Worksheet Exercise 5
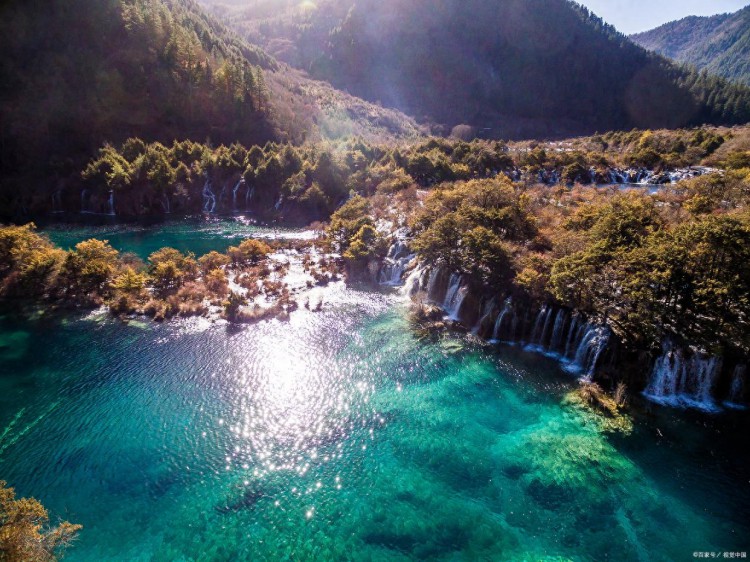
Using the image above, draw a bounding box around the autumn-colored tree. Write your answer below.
[0,480,81,561]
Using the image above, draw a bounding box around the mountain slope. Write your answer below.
[0,0,420,203]
[0,0,277,172]
[200,0,750,138]
[631,6,750,86]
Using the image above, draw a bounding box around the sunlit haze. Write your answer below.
[577,0,749,34]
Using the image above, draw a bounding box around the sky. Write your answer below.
[576,0,749,34]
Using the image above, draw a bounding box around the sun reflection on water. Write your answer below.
[218,300,384,483]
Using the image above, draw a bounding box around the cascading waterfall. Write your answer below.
[426,267,445,301]
[548,309,568,352]
[413,278,611,378]
[446,286,468,321]
[202,180,217,213]
[402,266,428,297]
[644,343,722,411]
[162,194,171,214]
[525,306,551,351]
[379,241,415,286]
[473,300,496,335]
[564,315,581,359]
[232,179,244,211]
[491,298,513,341]
[107,191,115,215]
[408,266,741,406]
[442,274,461,309]
[245,185,254,210]
[442,274,467,321]
[562,324,610,379]
[726,365,746,407]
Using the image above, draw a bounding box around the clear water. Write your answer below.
[42,217,315,259]
[1,223,748,561]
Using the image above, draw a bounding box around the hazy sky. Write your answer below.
[576,0,749,34]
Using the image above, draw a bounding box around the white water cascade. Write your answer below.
[564,315,581,358]
[232,179,244,211]
[411,268,615,378]
[644,343,722,411]
[525,306,553,352]
[402,266,429,297]
[219,183,228,210]
[491,298,514,342]
[474,300,496,335]
[442,274,467,321]
[107,191,115,215]
[561,323,610,379]
[548,309,568,351]
[379,241,416,286]
[202,180,217,213]
[162,194,171,214]
[426,266,445,301]
[245,185,254,210]
[725,365,746,408]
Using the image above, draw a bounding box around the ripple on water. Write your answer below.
[0,295,748,561]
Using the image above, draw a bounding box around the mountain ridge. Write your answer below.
[199,0,750,138]
[631,5,750,86]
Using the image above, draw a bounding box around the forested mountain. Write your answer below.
[631,6,750,86]
[0,0,420,212]
[200,0,750,138]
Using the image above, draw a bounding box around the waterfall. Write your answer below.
[379,241,415,286]
[218,183,229,211]
[245,184,254,210]
[446,286,468,321]
[274,194,283,211]
[232,179,244,211]
[427,267,444,304]
[564,315,580,358]
[442,274,466,321]
[107,191,115,215]
[526,306,551,350]
[442,274,462,309]
[548,309,567,352]
[491,298,513,341]
[539,307,555,348]
[725,365,746,408]
[202,179,217,213]
[402,266,428,297]
[562,323,610,379]
[473,299,495,335]
[162,194,171,214]
[643,343,722,411]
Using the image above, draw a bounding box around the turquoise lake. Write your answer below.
[1,220,748,561]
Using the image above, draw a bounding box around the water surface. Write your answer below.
[1,222,748,561]
[43,217,315,259]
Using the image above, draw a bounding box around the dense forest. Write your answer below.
[8,124,744,220]
[0,0,420,217]
[632,6,750,87]
[200,0,750,137]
